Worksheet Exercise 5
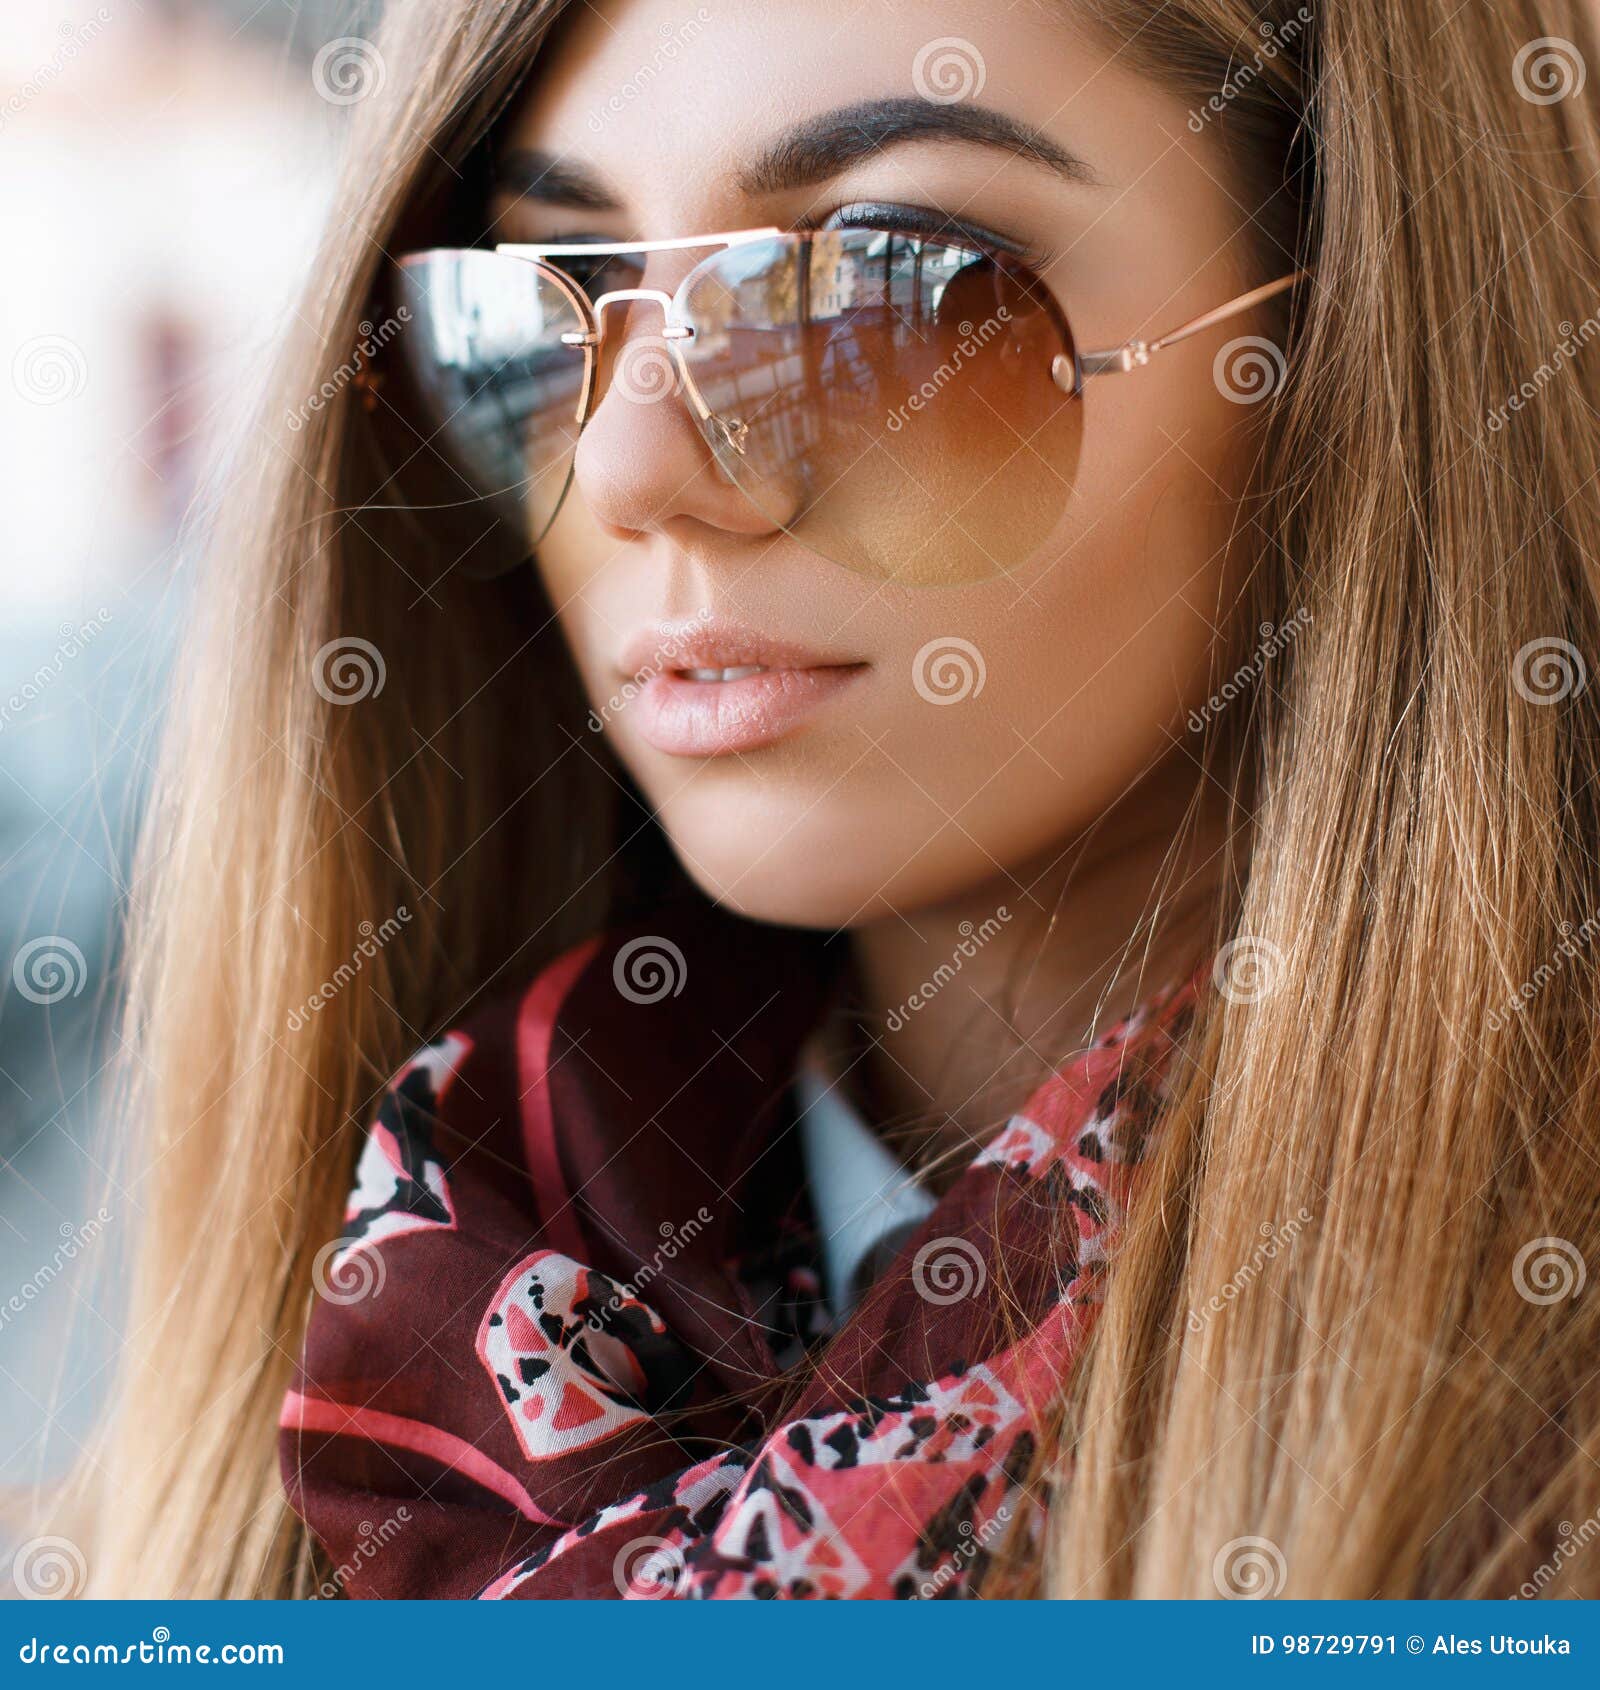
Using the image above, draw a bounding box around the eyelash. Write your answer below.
[813,202,1052,271]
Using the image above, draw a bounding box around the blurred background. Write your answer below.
[0,0,381,1508]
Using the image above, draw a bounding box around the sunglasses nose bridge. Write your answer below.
[582,287,694,344]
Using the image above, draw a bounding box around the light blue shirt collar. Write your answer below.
[795,1049,938,1319]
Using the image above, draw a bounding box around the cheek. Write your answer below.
[526,355,1248,928]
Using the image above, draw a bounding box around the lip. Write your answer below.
[619,621,868,756]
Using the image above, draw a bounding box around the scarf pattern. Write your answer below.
[281,911,1197,1599]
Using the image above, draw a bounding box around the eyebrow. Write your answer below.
[495,95,1100,210]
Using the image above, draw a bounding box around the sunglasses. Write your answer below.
[390,226,1303,587]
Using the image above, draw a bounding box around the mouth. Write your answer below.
[619,623,868,757]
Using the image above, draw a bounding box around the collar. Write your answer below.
[794,1045,938,1320]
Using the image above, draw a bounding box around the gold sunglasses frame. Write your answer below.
[490,224,1307,442]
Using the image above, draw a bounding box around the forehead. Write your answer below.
[502,0,1189,210]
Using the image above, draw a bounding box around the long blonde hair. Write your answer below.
[86,0,1600,1598]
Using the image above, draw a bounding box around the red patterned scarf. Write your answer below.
[281,907,1198,1599]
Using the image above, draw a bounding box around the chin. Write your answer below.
[648,792,1007,932]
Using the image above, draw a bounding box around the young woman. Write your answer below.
[85,0,1600,1598]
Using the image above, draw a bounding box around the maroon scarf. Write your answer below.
[281,908,1198,1599]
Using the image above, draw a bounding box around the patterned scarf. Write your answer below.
[281,907,1199,1599]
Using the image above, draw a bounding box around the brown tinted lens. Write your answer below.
[676,229,1081,585]
[392,250,591,553]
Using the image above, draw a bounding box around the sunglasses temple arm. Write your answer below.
[1073,270,1308,382]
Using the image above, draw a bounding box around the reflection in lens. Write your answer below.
[393,250,590,548]
[676,230,1082,585]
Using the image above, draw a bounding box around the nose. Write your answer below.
[569,289,794,544]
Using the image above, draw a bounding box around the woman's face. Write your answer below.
[503,0,1269,928]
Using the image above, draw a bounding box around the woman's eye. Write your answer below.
[557,251,643,302]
